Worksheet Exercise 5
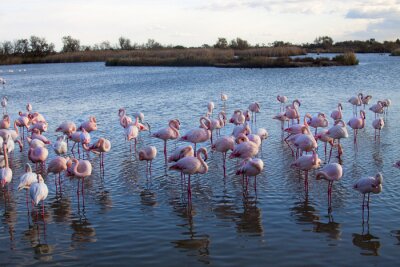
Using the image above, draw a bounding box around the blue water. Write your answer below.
[0,53,399,266]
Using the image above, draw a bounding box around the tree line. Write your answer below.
[1,35,400,57]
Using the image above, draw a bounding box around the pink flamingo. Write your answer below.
[273,112,289,130]
[315,129,335,159]
[28,145,49,173]
[18,163,38,210]
[56,121,77,137]
[125,124,139,153]
[169,147,208,200]
[212,136,235,176]
[372,118,384,141]
[207,111,226,138]
[292,127,318,157]
[381,98,391,114]
[316,163,343,211]
[29,112,46,125]
[248,102,260,123]
[139,146,157,175]
[67,158,92,207]
[348,93,363,114]
[306,113,329,135]
[26,103,32,113]
[1,96,7,115]
[284,116,308,155]
[369,101,384,118]
[232,123,251,138]
[284,99,301,125]
[152,119,180,163]
[79,116,97,132]
[90,138,111,169]
[229,134,259,160]
[353,173,383,219]
[118,108,133,128]
[48,156,69,193]
[29,128,51,144]
[69,131,82,154]
[277,95,288,111]
[29,174,48,217]
[236,158,264,191]
[229,110,246,125]
[80,129,91,153]
[0,140,12,200]
[327,120,349,162]
[291,150,321,194]
[168,145,194,163]
[347,110,366,149]
[361,94,372,109]
[0,115,10,129]
[330,103,343,121]
[53,136,68,155]
[15,111,31,139]
[29,121,48,133]
[181,117,211,155]
[207,101,215,117]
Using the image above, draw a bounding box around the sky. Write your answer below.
[1,0,399,49]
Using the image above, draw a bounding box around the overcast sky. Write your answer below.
[1,0,399,49]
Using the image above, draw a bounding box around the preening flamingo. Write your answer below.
[330,103,343,121]
[169,147,208,200]
[229,134,259,160]
[29,174,48,217]
[284,99,301,125]
[56,121,77,137]
[79,116,97,132]
[361,94,372,109]
[381,98,391,114]
[168,145,194,163]
[181,117,211,155]
[30,128,51,144]
[229,110,246,125]
[353,173,383,218]
[139,146,157,175]
[316,163,343,211]
[29,121,48,133]
[53,136,68,155]
[152,119,180,163]
[306,113,329,135]
[232,123,251,138]
[291,150,321,194]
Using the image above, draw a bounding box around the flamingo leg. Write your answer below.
[163,140,167,164]
[304,170,309,195]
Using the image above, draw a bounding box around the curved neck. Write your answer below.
[3,143,8,168]
[199,117,210,129]
[168,121,179,136]
[196,149,208,174]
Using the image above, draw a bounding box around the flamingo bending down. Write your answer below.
[347,110,366,148]
[168,145,194,163]
[30,128,51,144]
[353,173,383,217]
[169,147,208,200]
[67,158,93,207]
[48,156,69,192]
[316,163,343,211]
[291,150,321,194]
[372,118,384,141]
[236,158,264,191]
[212,136,235,176]
[248,102,260,123]
[29,174,48,217]
[181,117,211,155]
[330,103,343,121]
[90,138,111,169]
[327,120,349,162]
[152,119,180,163]
[139,146,157,175]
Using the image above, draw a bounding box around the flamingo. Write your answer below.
[0,139,12,199]
[53,136,68,155]
[180,117,211,155]
[29,128,51,144]
[139,146,157,175]
[372,118,384,141]
[248,102,260,123]
[133,111,145,123]
[0,129,23,152]
[221,93,228,102]
[56,121,77,137]
[229,110,246,125]
[28,145,49,173]
[207,101,215,117]
[229,134,259,160]
[118,108,133,129]
[169,147,208,199]
[291,150,321,193]
[353,173,383,218]
[330,103,343,121]
[348,93,363,114]
[26,103,32,113]
[277,95,288,111]
[152,119,180,163]
[79,116,97,132]
[315,129,335,159]
[29,174,48,217]
[292,127,318,157]
[69,131,82,154]
[80,129,91,153]
[207,111,226,138]
[66,158,92,207]
[48,156,69,192]
[29,112,47,125]
[327,120,349,162]
[369,101,384,118]
[236,158,264,191]
[284,99,301,125]
[168,145,194,163]
[257,128,269,147]
[381,98,391,114]
[273,112,289,130]
[29,121,48,133]
[89,137,111,169]
[212,136,235,176]
[306,113,329,135]
[1,96,8,115]
[15,111,31,139]
[0,114,11,129]
[347,110,366,148]
[361,94,372,109]
[232,122,251,138]
[18,163,38,209]
[316,163,343,211]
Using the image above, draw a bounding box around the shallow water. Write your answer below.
[0,54,399,266]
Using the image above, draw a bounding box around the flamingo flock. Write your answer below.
[0,88,395,227]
